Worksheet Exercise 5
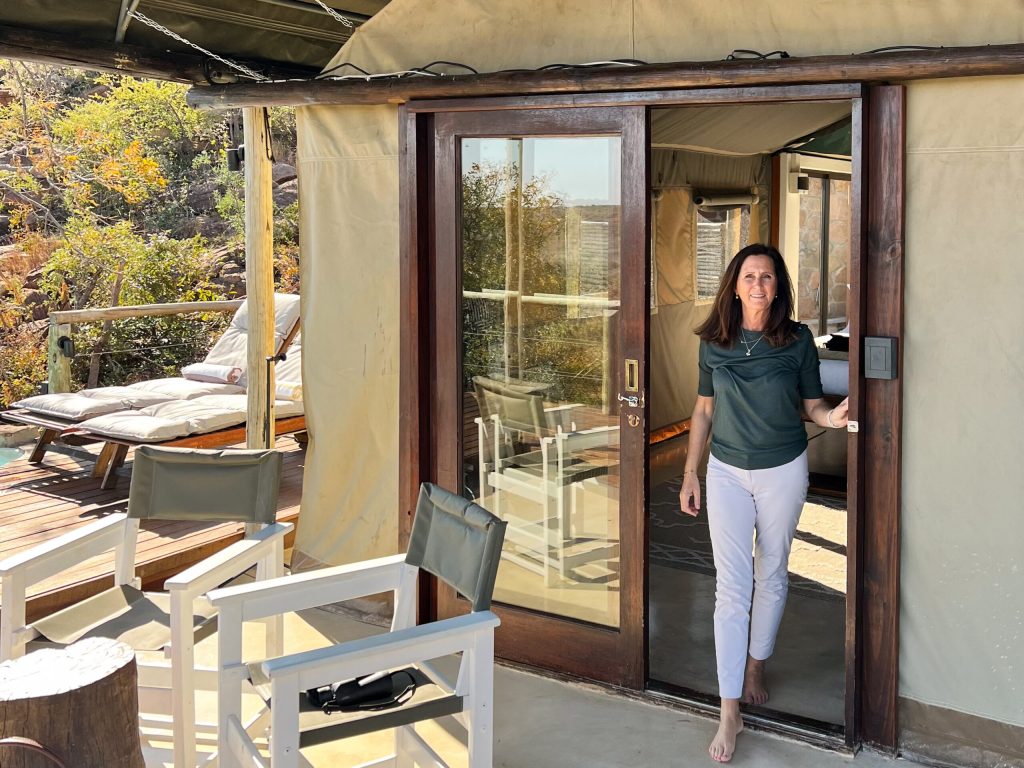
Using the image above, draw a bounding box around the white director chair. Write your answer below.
[208,482,507,768]
[0,445,292,768]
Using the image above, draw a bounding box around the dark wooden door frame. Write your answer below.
[417,106,650,688]
[399,82,904,750]
[856,84,905,750]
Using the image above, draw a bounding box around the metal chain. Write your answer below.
[127,10,268,81]
[309,0,355,28]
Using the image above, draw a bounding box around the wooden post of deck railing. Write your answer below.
[243,106,275,453]
[46,319,72,394]
[44,301,246,397]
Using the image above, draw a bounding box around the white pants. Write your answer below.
[706,450,808,699]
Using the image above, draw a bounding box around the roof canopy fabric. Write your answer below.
[651,101,851,155]
[0,0,387,79]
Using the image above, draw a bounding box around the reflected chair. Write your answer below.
[471,375,577,496]
[208,482,506,768]
[472,376,617,584]
[0,445,292,768]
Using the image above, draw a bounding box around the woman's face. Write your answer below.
[734,253,777,314]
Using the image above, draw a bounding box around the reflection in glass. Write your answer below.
[460,136,621,628]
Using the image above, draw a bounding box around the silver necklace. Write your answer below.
[739,329,765,356]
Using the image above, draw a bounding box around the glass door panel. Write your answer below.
[460,135,622,628]
[432,107,647,687]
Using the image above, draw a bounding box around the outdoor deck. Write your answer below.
[0,435,304,623]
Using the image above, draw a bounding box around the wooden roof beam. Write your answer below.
[0,23,318,84]
[186,43,1024,109]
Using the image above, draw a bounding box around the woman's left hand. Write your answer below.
[829,397,849,428]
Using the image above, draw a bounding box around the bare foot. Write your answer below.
[708,701,743,762]
[742,655,769,706]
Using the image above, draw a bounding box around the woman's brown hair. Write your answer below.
[694,243,799,348]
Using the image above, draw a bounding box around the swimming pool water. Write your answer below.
[0,447,21,467]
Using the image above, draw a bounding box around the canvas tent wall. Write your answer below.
[292,1,1024,764]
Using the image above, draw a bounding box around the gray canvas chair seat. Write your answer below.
[29,584,218,651]
[208,482,507,768]
[0,445,293,768]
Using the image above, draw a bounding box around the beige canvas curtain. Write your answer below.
[291,105,401,570]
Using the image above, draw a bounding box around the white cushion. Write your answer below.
[274,334,302,382]
[191,394,304,418]
[203,325,248,368]
[204,293,300,371]
[275,381,302,401]
[76,399,245,442]
[181,362,241,384]
[126,377,244,399]
[231,292,301,346]
[77,411,190,442]
[13,389,174,421]
[184,407,246,434]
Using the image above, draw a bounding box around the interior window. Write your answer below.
[797,174,851,336]
[695,205,750,303]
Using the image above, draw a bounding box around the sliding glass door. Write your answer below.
[430,107,648,685]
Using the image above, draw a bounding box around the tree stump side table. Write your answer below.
[0,637,145,768]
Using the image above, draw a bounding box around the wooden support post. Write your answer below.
[28,429,57,464]
[90,442,118,479]
[243,106,276,451]
[0,637,145,768]
[100,444,130,490]
[46,321,72,394]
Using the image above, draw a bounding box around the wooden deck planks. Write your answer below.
[0,436,305,622]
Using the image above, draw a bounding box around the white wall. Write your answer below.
[901,76,1024,726]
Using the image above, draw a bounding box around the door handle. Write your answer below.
[624,358,639,392]
[617,393,639,408]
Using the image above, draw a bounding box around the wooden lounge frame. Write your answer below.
[2,410,306,490]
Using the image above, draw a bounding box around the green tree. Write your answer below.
[0,61,300,406]
[460,160,611,407]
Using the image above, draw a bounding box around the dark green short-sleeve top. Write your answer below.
[698,323,824,470]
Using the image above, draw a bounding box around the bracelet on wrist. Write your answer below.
[826,408,836,428]
[683,468,697,475]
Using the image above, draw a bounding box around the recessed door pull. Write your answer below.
[624,358,639,392]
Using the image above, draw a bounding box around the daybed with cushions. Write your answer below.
[0,294,303,486]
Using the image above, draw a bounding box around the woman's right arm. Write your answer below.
[679,394,714,516]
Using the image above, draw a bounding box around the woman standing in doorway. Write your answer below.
[679,243,849,763]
